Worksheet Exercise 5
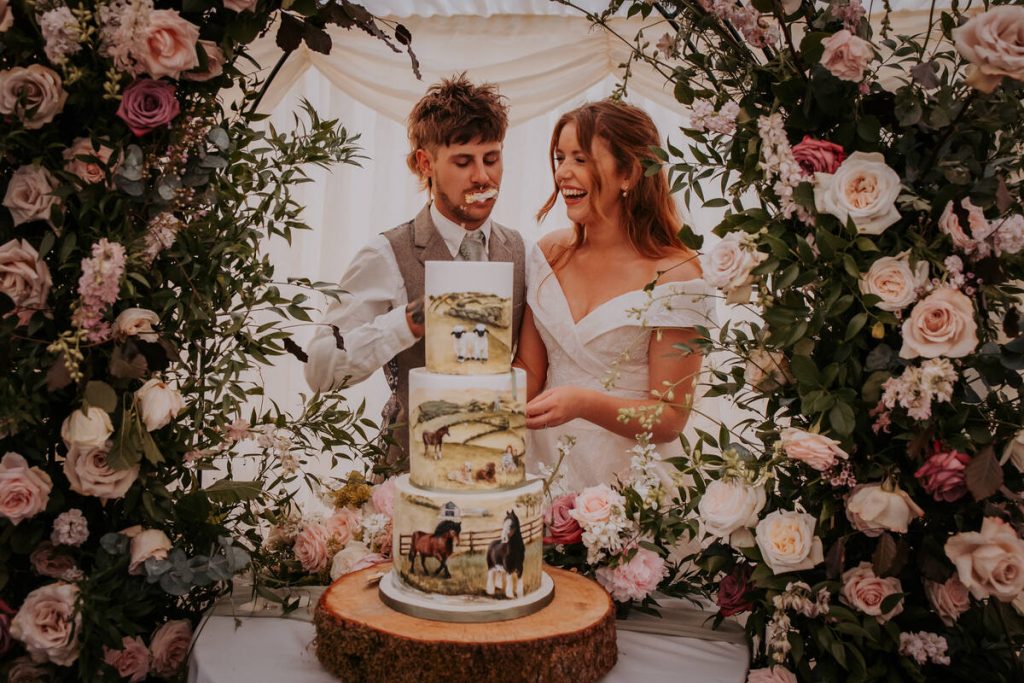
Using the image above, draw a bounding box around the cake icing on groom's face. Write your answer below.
[416,137,503,230]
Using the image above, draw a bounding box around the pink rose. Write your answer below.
[595,547,667,602]
[3,164,59,227]
[29,542,78,580]
[945,517,1024,602]
[544,493,583,545]
[184,40,225,82]
[293,522,330,573]
[149,619,192,678]
[0,0,12,32]
[103,636,150,683]
[716,563,754,617]
[371,477,397,517]
[570,484,625,528]
[791,136,845,175]
[129,529,173,574]
[9,582,81,666]
[62,138,116,185]
[116,79,181,137]
[7,656,53,682]
[748,667,798,683]
[0,452,52,525]
[135,378,186,431]
[820,29,875,82]
[63,441,140,501]
[701,232,768,302]
[779,428,849,471]
[0,65,68,129]
[840,561,904,622]
[0,597,16,657]
[924,576,971,627]
[939,198,992,254]
[953,6,1024,93]
[899,287,978,360]
[324,508,360,546]
[0,239,52,326]
[915,446,970,502]
[131,9,200,80]
[846,483,923,536]
[224,0,258,12]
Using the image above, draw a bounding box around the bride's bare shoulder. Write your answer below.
[537,229,575,263]
[656,247,703,283]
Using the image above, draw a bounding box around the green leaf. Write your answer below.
[204,480,264,504]
[140,429,165,466]
[829,401,855,436]
[85,381,119,413]
[790,355,821,386]
[845,313,868,341]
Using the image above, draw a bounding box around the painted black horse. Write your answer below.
[485,510,525,599]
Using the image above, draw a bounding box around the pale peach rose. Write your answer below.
[1001,429,1024,473]
[820,29,875,82]
[569,484,625,528]
[0,238,52,327]
[748,666,798,683]
[112,308,160,342]
[149,619,192,678]
[3,164,59,227]
[953,6,1024,93]
[223,0,258,12]
[183,40,225,81]
[129,529,173,574]
[924,576,971,626]
[697,479,766,540]
[779,428,849,471]
[846,483,923,536]
[859,251,929,312]
[755,510,824,574]
[131,9,200,80]
[9,582,80,666]
[814,152,901,235]
[0,0,12,32]
[701,232,768,301]
[938,198,992,252]
[135,378,186,431]
[899,287,978,359]
[63,442,139,501]
[62,138,116,185]
[103,636,150,683]
[945,517,1024,602]
[324,508,360,547]
[293,522,330,573]
[61,406,114,451]
[744,348,794,392]
[0,452,52,525]
[0,65,68,129]
[840,561,904,622]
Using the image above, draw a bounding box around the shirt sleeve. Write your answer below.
[304,236,418,392]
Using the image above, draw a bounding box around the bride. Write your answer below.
[514,100,716,490]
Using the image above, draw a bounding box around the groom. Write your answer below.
[304,74,526,471]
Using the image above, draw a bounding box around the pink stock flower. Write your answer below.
[51,509,89,547]
[595,547,667,602]
[103,636,150,682]
[544,493,584,545]
[73,239,126,343]
[116,78,181,137]
[915,446,971,502]
[791,136,846,175]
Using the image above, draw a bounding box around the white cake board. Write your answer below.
[379,570,555,623]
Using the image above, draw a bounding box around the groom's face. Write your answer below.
[417,138,503,230]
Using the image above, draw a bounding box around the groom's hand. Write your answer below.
[525,387,584,429]
[405,298,425,338]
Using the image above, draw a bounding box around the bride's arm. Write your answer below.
[512,306,548,401]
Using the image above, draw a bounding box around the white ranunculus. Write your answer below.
[135,378,185,432]
[859,251,929,312]
[755,510,824,574]
[697,479,766,540]
[60,406,113,450]
[814,151,901,235]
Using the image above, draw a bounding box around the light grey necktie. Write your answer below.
[457,230,487,261]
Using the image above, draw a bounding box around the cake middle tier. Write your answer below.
[409,367,527,491]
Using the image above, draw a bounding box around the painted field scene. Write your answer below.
[424,291,512,374]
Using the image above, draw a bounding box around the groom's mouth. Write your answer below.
[464,188,498,205]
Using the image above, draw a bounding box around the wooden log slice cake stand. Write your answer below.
[314,564,617,683]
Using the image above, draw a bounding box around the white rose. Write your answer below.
[135,378,185,432]
[697,479,766,540]
[0,65,68,129]
[899,287,978,360]
[3,164,59,227]
[945,517,1024,602]
[846,483,924,536]
[779,428,849,471]
[60,406,114,451]
[113,308,160,342]
[755,510,824,574]
[1002,430,1024,473]
[701,232,768,301]
[859,251,929,312]
[814,151,901,235]
[9,582,81,666]
[129,529,173,574]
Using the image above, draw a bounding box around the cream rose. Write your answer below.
[819,29,875,82]
[9,583,80,666]
[698,479,766,540]
[859,251,928,312]
[899,287,978,360]
[135,378,186,431]
[945,517,1024,602]
[924,576,971,627]
[814,152,901,235]
[953,6,1024,94]
[701,232,768,302]
[113,308,160,342]
[60,406,114,451]
[129,529,173,574]
[840,562,904,623]
[150,619,192,678]
[0,65,68,129]
[0,238,53,327]
[846,483,923,536]
[63,442,139,501]
[755,510,824,574]
[62,138,115,185]
[779,428,849,471]
[0,452,52,525]
[131,9,200,80]
[3,164,59,227]
[745,348,794,392]
[570,484,625,528]
[1002,429,1024,473]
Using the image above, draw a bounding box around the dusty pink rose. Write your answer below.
[791,136,845,175]
[0,597,16,657]
[925,575,971,626]
[103,636,150,682]
[116,78,181,137]
[370,477,397,517]
[112,307,159,341]
[3,164,59,227]
[0,239,52,326]
[945,517,1024,602]
[63,441,140,501]
[0,65,68,129]
[62,138,116,185]
[9,582,80,666]
[293,522,330,573]
[135,378,186,431]
[0,0,12,32]
[29,542,78,580]
[779,428,849,471]
[0,452,52,525]
[939,198,992,252]
[324,508,360,546]
[595,547,667,602]
[841,561,904,622]
[131,9,200,79]
[820,29,875,82]
[846,483,923,536]
[716,563,754,617]
[748,667,798,683]
[570,484,625,528]
[224,0,258,12]
[899,287,978,360]
[953,6,1024,93]
[915,447,970,502]
[544,493,584,545]
[184,40,225,81]
[129,529,173,574]
[149,619,192,678]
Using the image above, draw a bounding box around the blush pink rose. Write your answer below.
[544,493,584,545]
[62,138,116,185]
[63,441,140,501]
[595,547,667,602]
[116,79,181,137]
[779,428,849,471]
[29,542,78,580]
[184,40,225,82]
[899,287,978,360]
[9,582,81,666]
[0,65,68,129]
[370,477,397,517]
[791,136,845,175]
[131,9,200,79]
[103,636,150,683]
[945,517,1024,602]
[859,251,929,312]
[3,164,59,227]
[149,619,192,678]
[953,6,1024,93]
[813,151,901,235]
[820,29,875,82]
[701,232,768,300]
[0,452,52,525]
[924,575,971,627]
[129,529,173,574]
[915,447,970,502]
[846,483,923,536]
[748,667,798,683]
[569,484,625,528]
[324,508,360,546]
[840,561,904,622]
[0,239,52,327]
[293,522,330,573]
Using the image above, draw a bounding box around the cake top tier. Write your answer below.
[424,261,514,375]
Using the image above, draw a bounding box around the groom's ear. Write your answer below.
[415,148,434,179]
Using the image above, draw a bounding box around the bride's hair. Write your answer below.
[537,100,687,264]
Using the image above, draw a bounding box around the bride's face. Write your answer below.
[554,122,629,229]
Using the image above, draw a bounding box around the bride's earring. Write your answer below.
[621,186,629,198]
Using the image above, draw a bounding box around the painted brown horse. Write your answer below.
[408,521,461,577]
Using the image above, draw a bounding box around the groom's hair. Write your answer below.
[406,74,509,189]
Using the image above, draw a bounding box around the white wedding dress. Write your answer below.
[525,244,718,491]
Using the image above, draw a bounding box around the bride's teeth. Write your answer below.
[562,188,586,198]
